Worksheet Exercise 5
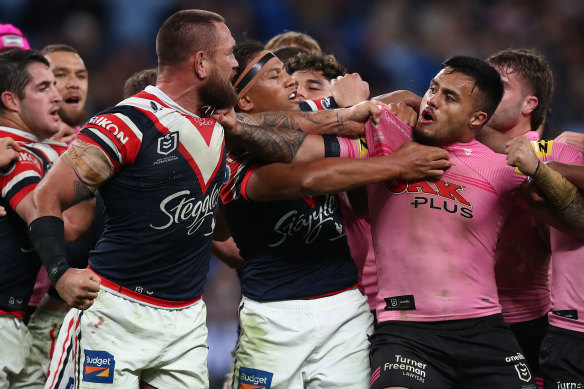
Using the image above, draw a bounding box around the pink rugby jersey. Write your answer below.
[337,136,378,310]
[364,109,528,322]
[495,131,551,324]
[546,144,584,333]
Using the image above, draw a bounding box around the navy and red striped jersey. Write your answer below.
[79,86,226,303]
[0,127,67,316]
[221,151,358,301]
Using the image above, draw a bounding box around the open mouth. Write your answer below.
[288,91,298,101]
[64,95,81,105]
[419,108,435,124]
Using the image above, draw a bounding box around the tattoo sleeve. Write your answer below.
[227,113,308,163]
[226,110,350,163]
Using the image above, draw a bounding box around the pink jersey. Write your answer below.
[495,131,550,324]
[337,135,378,310]
[546,145,584,332]
[365,109,528,322]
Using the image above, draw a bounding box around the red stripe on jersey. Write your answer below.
[7,183,34,210]
[0,309,25,319]
[238,164,258,201]
[76,134,121,172]
[46,314,75,389]
[314,99,325,110]
[92,268,202,308]
[136,91,218,146]
[135,107,224,194]
[82,113,142,165]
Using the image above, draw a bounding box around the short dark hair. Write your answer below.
[286,52,347,81]
[123,68,158,98]
[40,44,79,56]
[232,39,266,83]
[441,56,503,122]
[487,48,553,130]
[0,49,50,113]
[156,9,224,67]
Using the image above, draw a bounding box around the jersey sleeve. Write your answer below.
[220,152,259,204]
[0,148,43,209]
[532,139,584,165]
[77,111,143,173]
[337,135,369,159]
[364,108,413,157]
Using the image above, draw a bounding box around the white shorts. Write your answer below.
[45,288,209,389]
[11,307,67,389]
[0,315,32,388]
[229,288,373,389]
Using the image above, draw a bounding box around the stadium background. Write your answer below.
[2,0,584,386]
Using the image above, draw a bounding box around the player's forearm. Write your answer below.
[296,156,400,196]
[373,90,422,112]
[546,161,584,190]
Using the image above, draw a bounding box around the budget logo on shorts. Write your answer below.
[157,132,178,155]
[238,366,273,389]
[83,350,115,384]
[514,362,531,383]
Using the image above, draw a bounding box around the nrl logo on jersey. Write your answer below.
[157,132,178,155]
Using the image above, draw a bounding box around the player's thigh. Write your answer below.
[540,326,584,389]
[0,316,31,386]
[141,300,209,389]
[369,323,455,389]
[305,289,373,389]
[77,291,163,388]
[457,316,536,388]
[231,297,312,389]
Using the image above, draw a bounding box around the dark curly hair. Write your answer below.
[285,52,347,81]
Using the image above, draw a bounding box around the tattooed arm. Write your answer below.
[28,141,107,309]
[220,100,385,163]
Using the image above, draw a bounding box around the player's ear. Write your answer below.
[237,95,253,112]
[1,91,20,113]
[469,110,488,129]
[192,51,207,79]
[522,95,538,116]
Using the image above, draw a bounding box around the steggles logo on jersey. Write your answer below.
[238,366,273,389]
[157,132,178,155]
[385,178,473,218]
[150,186,220,235]
[269,194,344,247]
[83,350,115,384]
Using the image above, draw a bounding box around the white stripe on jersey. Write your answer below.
[112,113,143,142]
[2,170,41,197]
[123,96,224,185]
[304,100,319,112]
[33,143,61,161]
[84,127,123,165]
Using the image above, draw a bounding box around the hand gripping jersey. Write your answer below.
[0,127,67,317]
[362,109,580,322]
[220,152,358,301]
[78,85,225,303]
[495,131,551,324]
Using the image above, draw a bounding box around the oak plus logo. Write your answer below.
[385,178,473,218]
[157,132,178,155]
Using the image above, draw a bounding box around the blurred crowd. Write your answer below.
[3,0,584,139]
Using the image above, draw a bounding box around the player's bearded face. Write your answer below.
[199,65,238,112]
[59,105,87,127]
